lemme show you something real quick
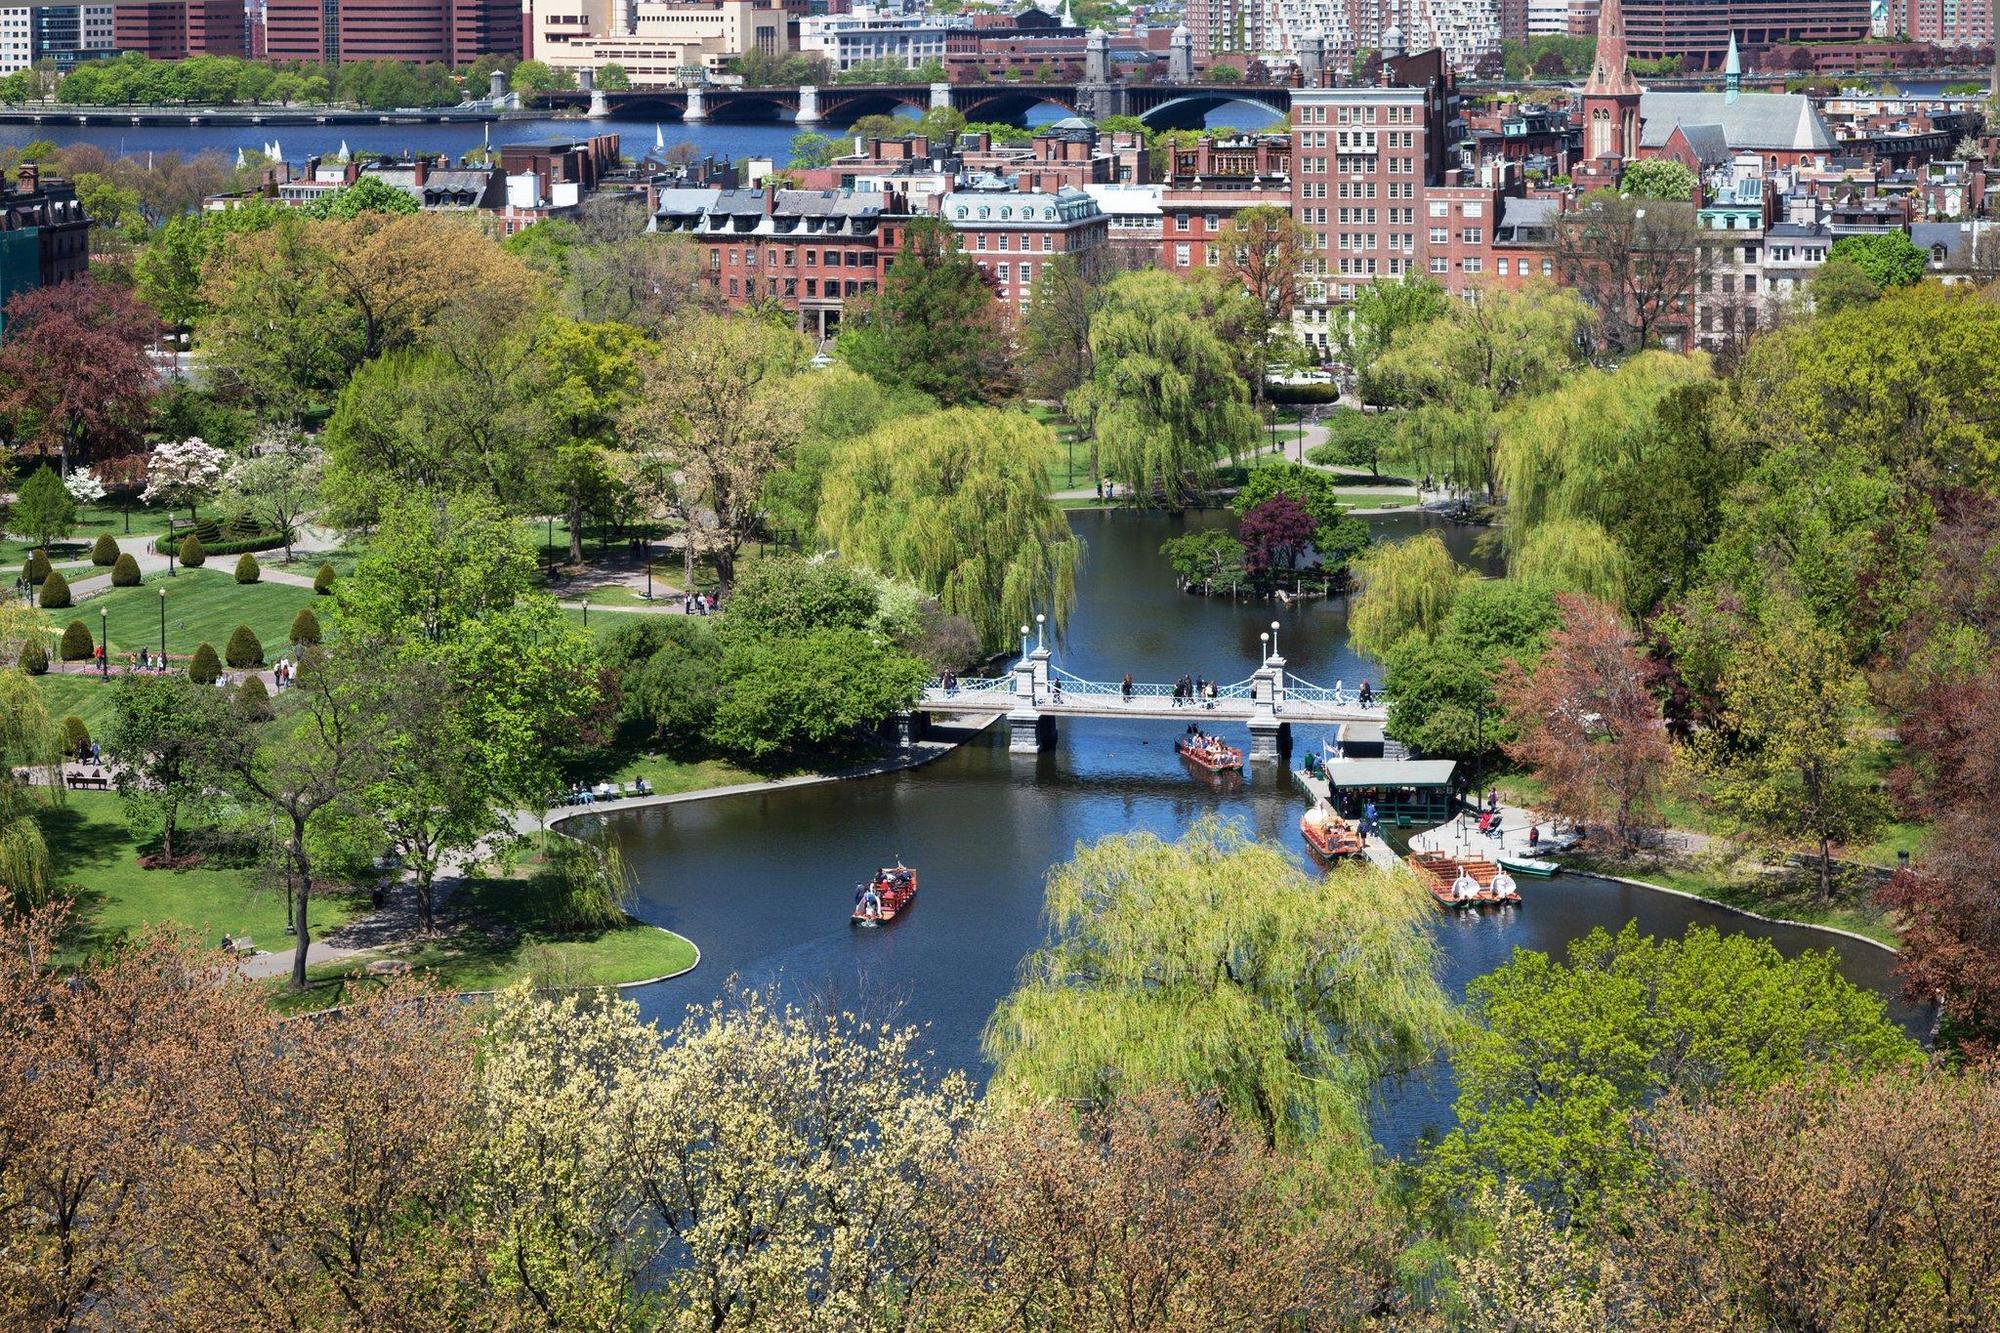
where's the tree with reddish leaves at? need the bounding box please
[1236,494,1317,574]
[1878,665,2000,1052]
[1495,594,1671,847]
[0,278,155,474]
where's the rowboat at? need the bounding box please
[1407,851,1523,909]
[851,863,917,925]
[1495,853,1560,878]
[1175,733,1243,773]
[1301,801,1364,859]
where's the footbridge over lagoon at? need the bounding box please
[917,620,1387,761]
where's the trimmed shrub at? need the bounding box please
[90,534,117,566]
[234,553,261,584]
[235,674,271,718]
[177,535,206,568]
[313,563,336,595]
[59,619,92,662]
[60,715,88,753]
[110,553,141,587]
[224,510,262,541]
[224,624,264,669]
[189,642,221,684]
[290,607,322,647]
[38,569,69,609]
[22,549,48,585]
[152,530,283,559]
[18,638,46,675]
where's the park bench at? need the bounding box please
[364,959,412,978]
[66,772,111,790]
[226,936,257,957]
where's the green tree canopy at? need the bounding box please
[11,468,75,553]
[1348,531,1474,661]
[837,216,1007,404]
[1830,231,1928,289]
[817,407,1080,651]
[1419,923,1919,1231]
[1619,157,1697,201]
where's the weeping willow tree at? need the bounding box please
[1349,532,1477,661]
[1066,271,1259,509]
[1371,285,1596,495]
[984,818,1458,1161]
[1495,350,1712,555]
[0,664,60,910]
[1512,518,1631,609]
[817,407,1081,652]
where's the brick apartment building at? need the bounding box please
[937,181,1107,311]
[1159,133,1291,272]
[1288,47,1461,352]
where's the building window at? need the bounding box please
[1430,256,1448,273]
[1175,243,1191,267]
[1176,213,1190,231]
[1498,258,1509,276]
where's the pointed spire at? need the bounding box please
[1725,31,1741,103]
[1584,0,1642,98]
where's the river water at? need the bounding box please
[0,99,1276,165]
[584,510,1923,1156]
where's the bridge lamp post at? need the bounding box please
[1019,624,1030,660]
[1035,613,1046,653]
[1269,619,1281,661]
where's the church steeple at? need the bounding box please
[1725,31,1742,103]
[1584,0,1642,99]
[1578,0,1643,182]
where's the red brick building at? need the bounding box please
[112,1,246,59]
[936,182,1108,311]
[262,0,519,64]
[1158,133,1290,272]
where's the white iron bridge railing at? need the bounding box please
[1049,666,1256,702]
[1283,674,1388,711]
[925,675,1014,697]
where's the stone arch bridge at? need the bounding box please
[536,81,1292,130]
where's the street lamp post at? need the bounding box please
[581,594,589,630]
[1269,619,1281,660]
[645,560,653,601]
[548,516,556,576]
[1034,613,1046,653]
[157,587,166,670]
[1019,624,1030,660]
[99,606,107,678]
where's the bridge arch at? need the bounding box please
[951,89,1079,126]
[820,90,932,124]
[603,93,689,120]
[704,90,801,122]
[1137,92,1290,130]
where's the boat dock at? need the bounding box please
[1411,801,1549,864]
[1294,769,1402,873]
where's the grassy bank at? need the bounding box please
[275,872,698,1014]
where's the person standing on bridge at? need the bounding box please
[1121,673,1133,702]
[1359,680,1374,707]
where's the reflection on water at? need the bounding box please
[591,509,1922,1155]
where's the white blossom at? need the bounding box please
[140,436,228,510]
[62,468,106,505]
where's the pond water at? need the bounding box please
[586,508,1924,1155]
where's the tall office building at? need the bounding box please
[263,0,521,63]
[112,2,249,59]
[1900,0,1992,46]
[1619,0,1871,70]
[1262,0,1499,74]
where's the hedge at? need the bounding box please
[39,569,71,609]
[236,674,271,716]
[18,639,46,675]
[154,529,287,559]
[59,619,92,662]
[189,643,221,684]
[290,607,322,647]
[177,535,206,568]
[225,624,264,669]
[90,534,118,566]
[60,715,88,752]
[1266,381,1343,405]
[23,549,48,584]
[235,553,261,584]
[313,563,336,595]
[110,553,141,587]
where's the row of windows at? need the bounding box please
[973,259,1035,291]
[710,247,875,270]
[1292,103,1417,126]
[725,276,876,299]
[1428,199,1483,218]
[1426,227,1484,245]
[969,231,1059,251]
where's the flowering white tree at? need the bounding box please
[62,468,106,506]
[225,439,322,562]
[140,436,227,522]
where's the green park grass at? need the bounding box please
[46,568,320,663]
[43,790,366,961]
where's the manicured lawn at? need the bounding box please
[51,568,320,663]
[563,748,765,797]
[32,673,120,737]
[0,502,180,571]
[275,872,698,1013]
[44,790,366,961]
